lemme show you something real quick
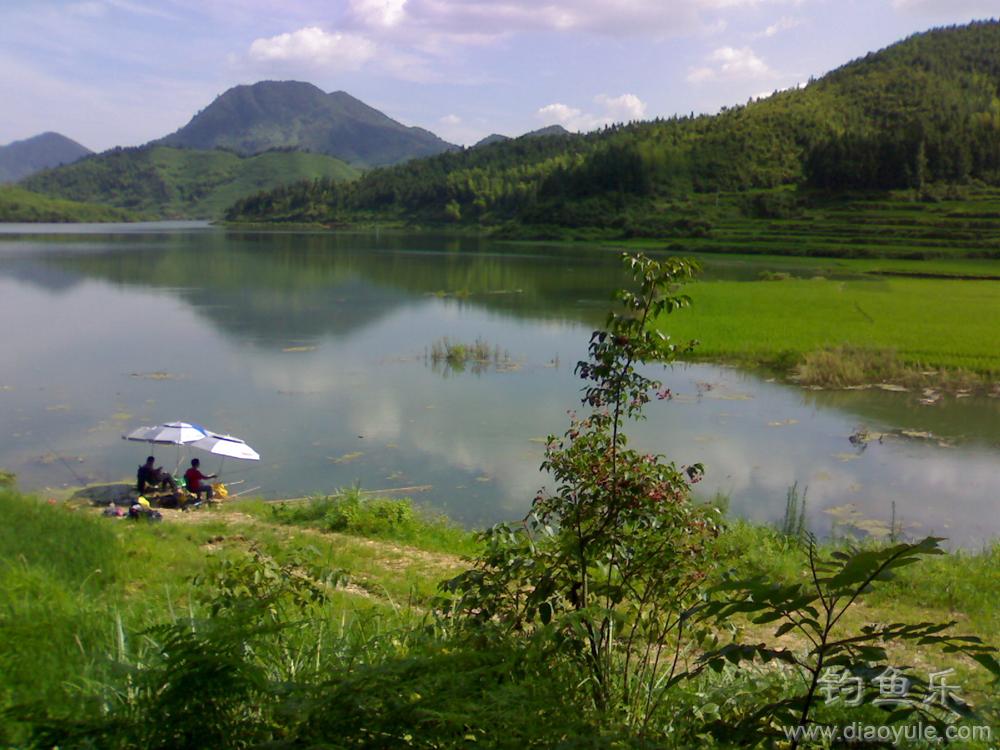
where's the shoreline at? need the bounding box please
[50,479,1000,552]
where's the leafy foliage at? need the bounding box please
[697,536,1000,746]
[441,254,720,728]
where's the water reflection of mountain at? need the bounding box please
[0,259,84,292]
[6,228,996,450]
[15,231,618,345]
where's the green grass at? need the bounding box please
[616,242,1000,280]
[2,487,996,747]
[0,488,460,744]
[712,520,999,722]
[427,336,514,374]
[23,145,360,219]
[254,488,481,557]
[0,185,140,222]
[656,275,1000,377]
[713,520,999,640]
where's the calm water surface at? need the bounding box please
[0,223,997,546]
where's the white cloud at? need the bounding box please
[350,0,408,28]
[241,1,802,87]
[687,45,774,83]
[536,93,649,131]
[440,113,462,125]
[248,27,376,71]
[757,15,802,37]
[537,102,583,127]
[345,0,799,42]
[595,93,647,121]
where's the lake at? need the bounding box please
[0,223,997,546]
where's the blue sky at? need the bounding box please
[1,0,997,151]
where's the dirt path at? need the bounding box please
[154,505,464,572]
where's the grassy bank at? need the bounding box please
[653,274,1000,387]
[1,486,996,747]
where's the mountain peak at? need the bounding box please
[158,80,457,167]
[523,124,572,138]
[472,124,575,149]
[0,132,92,183]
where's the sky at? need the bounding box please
[1,0,997,151]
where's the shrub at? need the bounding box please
[441,254,719,731]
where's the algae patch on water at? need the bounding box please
[330,451,364,464]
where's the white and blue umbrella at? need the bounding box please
[124,421,210,445]
[190,432,260,461]
[124,422,259,485]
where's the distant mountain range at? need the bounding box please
[22,20,1000,228]
[157,81,458,168]
[16,81,465,219]
[225,20,1000,235]
[0,132,91,183]
[11,83,588,220]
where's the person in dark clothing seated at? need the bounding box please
[184,458,217,501]
[137,456,177,493]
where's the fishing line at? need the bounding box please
[21,363,95,487]
[38,433,88,486]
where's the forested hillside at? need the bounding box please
[23,145,359,219]
[225,21,1000,232]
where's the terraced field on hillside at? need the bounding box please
[668,187,1000,260]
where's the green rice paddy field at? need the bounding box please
[657,276,1000,375]
[622,187,1000,379]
